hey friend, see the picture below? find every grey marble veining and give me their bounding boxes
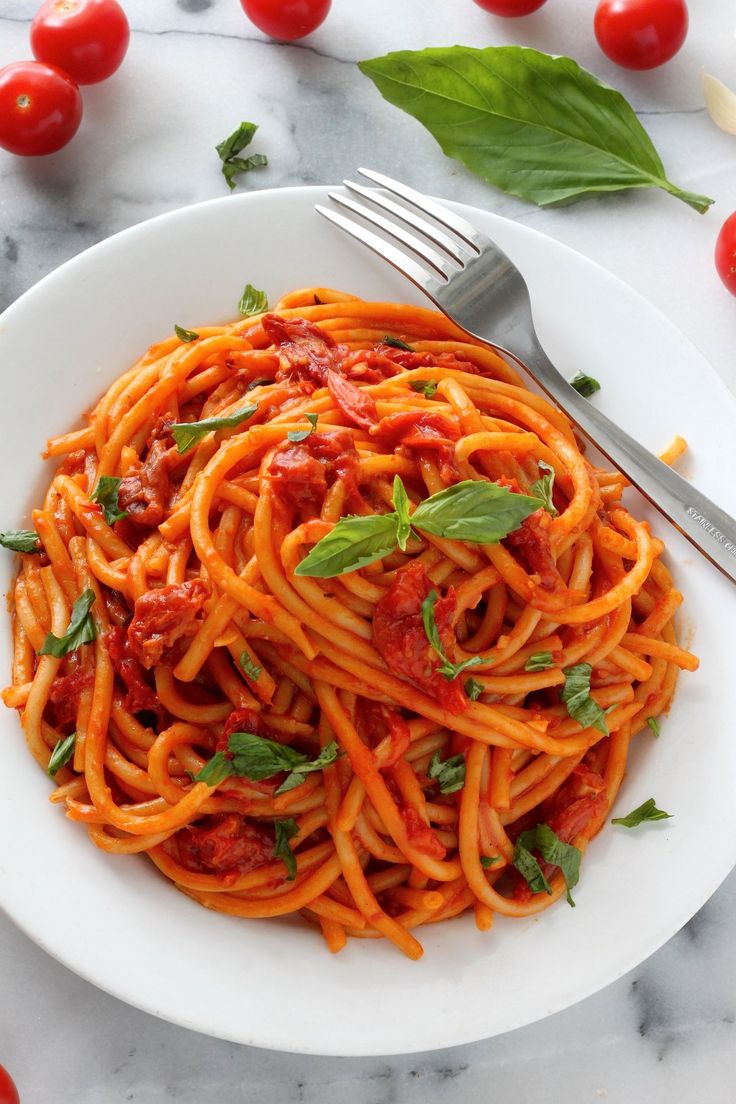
[1,1,736,1100]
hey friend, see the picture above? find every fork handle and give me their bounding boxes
[506,340,736,585]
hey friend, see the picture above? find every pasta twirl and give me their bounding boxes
[2,287,698,959]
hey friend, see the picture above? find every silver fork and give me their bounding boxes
[316,168,736,585]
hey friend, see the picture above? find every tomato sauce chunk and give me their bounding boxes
[48,667,94,732]
[268,428,361,512]
[264,313,345,387]
[372,560,467,713]
[118,417,179,528]
[172,813,275,877]
[506,509,560,592]
[545,764,608,843]
[127,579,209,668]
[105,625,165,721]
[374,411,460,484]
[327,368,378,429]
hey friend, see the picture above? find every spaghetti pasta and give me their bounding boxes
[2,287,698,959]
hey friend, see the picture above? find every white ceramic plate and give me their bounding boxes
[1,187,735,1057]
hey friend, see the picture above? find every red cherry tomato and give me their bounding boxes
[715,212,736,297]
[0,1066,20,1104]
[239,0,331,40]
[0,61,82,156]
[594,0,688,70]
[473,0,547,13]
[31,0,130,85]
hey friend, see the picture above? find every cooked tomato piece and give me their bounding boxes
[357,700,411,767]
[399,802,446,859]
[172,813,275,876]
[48,666,94,731]
[268,428,361,512]
[545,765,608,843]
[118,416,179,528]
[264,313,345,387]
[219,706,263,748]
[376,346,479,375]
[105,625,164,721]
[372,561,467,713]
[127,579,209,668]
[374,411,460,484]
[327,368,378,429]
[506,509,560,591]
[339,348,402,383]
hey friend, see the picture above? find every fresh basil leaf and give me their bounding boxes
[409,379,437,398]
[383,335,413,350]
[274,740,341,795]
[427,750,466,794]
[239,651,262,682]
[561,663,608,736]
[359,46,713,213]
[194,751,234,786]
[228,730,307,781]
[465,677,484,701]
[47,732,76,778]
[646,717,661,738]
[216,123,268,191]
[421,590,484,681]
[392,475,412,552]
[480,854,500,868]
[530,461,557,517]
[90,475,128,526]
[515,823,582,906]
[274,817,299,880]
[295,513,400,578]
[0,529,41,553]
[570,372,601,398]
[287,413,318,443]
[612,797,672,828]
[525,650,554,673]
[39,589,97,657]
[170,404,257,454]
[512,838,552,897]
[238,283,269,316]
[412,480,543,544]
[174,324,199,343]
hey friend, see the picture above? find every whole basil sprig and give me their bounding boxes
[295,476,543,579]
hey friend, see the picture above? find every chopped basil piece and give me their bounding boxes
[313,293,323,305]
[287,413,318,443]
[39,590,97,658]
[421,590,484,682]
[174,324,199,343]
[646,717,661,738]
[570,372,601,398]
[409,379,437,398]
[90,475,128,526]
[170,404,257,454]
[47,732,76,778]
[525,651,554,673]
[193,751,234,786]
[239,651,262,682]
[480,854,500,869]
[465,677,484,701]
[427,751,466,794]
[238,282,269,316]
[216,123,268,191]
[561,663,608,735]
[612,798,672,828]
[530,460,557,517]
[383,335,413,351]
[245,377,274,392]
[514,823,582,906]
[275,741,341,795]
[0,529,41,553]
[274,817,299,880]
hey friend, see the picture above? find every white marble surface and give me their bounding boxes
[1,0,736,1099]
